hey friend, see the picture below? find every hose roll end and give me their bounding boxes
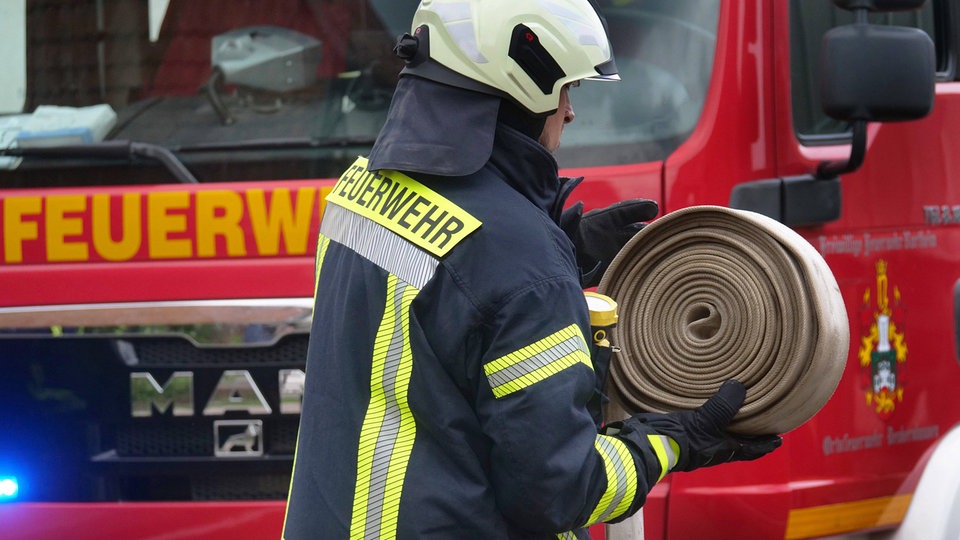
[598,205,849,435]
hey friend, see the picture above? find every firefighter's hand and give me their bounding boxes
[629,380,782,473]
[561,199,659,288]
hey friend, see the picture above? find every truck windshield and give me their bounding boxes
[1,0,719,183]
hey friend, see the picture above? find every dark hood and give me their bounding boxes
[367,75,500,177]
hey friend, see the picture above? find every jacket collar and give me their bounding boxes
[368,75,577,221]
[488,124,579,222]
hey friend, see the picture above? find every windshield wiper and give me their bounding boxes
[3,136,379,183]
[171,136,378,153]
[3,140,198,184]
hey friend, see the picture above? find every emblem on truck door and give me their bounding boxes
[859,260,908,420]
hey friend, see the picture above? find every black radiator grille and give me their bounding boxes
[117,422,210,456]
[115,418,300,457]
[193,474,291,500]
[132,334,310,367]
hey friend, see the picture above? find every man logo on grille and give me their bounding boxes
[214,419,264,457]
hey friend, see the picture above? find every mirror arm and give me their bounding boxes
[815,3,869,180]
[816,120,867,179]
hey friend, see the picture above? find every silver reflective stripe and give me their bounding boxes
[322,203,439,289]
[651,434,679,472]
[434,1,471,21]
[351,275,418,538]
[485,335,588,391]
[433,2,488,63]
[541,0,611,56]
[365,282,408,537]
[593,435,630,523]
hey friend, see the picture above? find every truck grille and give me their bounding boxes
[193,474,291,500]
[116,417,300,457]
[132,334,310,366]
[0,334,308,502]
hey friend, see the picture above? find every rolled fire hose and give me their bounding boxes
[597,206,849,435]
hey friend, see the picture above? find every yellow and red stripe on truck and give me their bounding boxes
[1,182,332,265]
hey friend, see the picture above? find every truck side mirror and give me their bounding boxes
[820,25,935,124]
[816,6,935,178]
[731,0,936,226]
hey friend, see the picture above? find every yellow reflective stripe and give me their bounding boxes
[588,435,639,525]
[313,233,331,299]
[281,421,303,539]
[557,532,578,539]
[350,274,418,539]
[646,434,679,481]
[785,494,911,539]
[327,157,481,257]
[484,323,592,398]
[286,231,331,538]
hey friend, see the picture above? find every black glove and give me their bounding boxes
[560,199,659,288]
[628,380,782,472]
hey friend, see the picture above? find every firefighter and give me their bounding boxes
[283,0,781,538]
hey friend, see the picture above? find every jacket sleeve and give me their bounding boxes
[474,277,675,534]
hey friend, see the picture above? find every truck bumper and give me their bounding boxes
[0,501,286,540]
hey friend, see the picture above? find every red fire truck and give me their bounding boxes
[0,0,958,538]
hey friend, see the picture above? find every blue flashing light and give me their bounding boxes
[0,476,19,501]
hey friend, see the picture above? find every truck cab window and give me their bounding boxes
[558,0,721,168]
[7,0,420,186]
[790,0,938,141]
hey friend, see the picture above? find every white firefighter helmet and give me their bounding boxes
[398,0,619,115]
